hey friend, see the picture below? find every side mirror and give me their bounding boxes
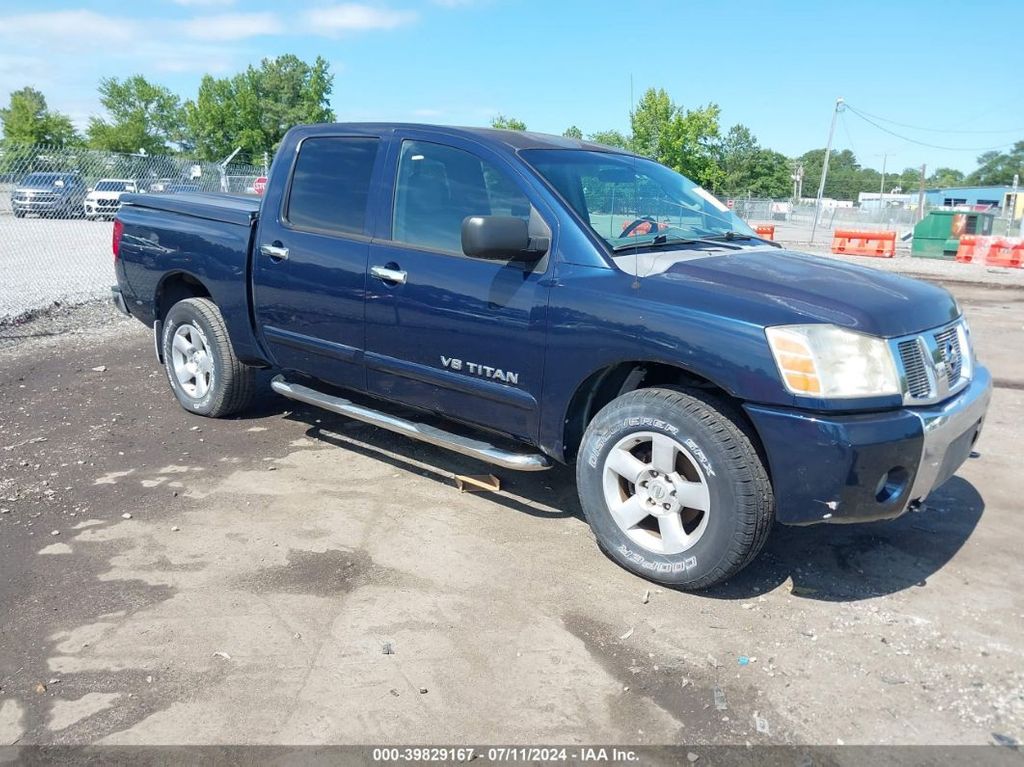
[461,216,546,261]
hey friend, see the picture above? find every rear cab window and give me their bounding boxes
[285,137,380,236]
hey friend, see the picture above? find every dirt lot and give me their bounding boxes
[0,282,1022,748]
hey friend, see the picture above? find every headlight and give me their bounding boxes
[765,324,900,398]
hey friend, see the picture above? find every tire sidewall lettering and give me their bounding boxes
[587,416,681,469]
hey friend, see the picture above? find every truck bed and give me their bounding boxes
[120,192,260,227]
[115,191,262,363]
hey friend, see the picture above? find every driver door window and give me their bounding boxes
[392,140,533,256]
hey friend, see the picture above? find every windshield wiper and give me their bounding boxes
[704,231,782,248]
[611,233,743,252]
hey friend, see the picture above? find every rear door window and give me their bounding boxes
[286,137,380,236]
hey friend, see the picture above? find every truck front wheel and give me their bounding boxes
[576,388,774,590]
[161,297,258,418]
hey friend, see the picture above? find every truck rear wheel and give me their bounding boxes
[576,387,773,590]
[161,297,258,418]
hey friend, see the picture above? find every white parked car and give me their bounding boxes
[84,179,138,219]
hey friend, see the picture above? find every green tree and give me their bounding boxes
[0,87,79,146]
[588,129,631,149]
[185,55,334,161]
[87,75,186,154]
[894,166,924,195]
[562,125,583,139]
[491,114,527,131]
[927,167,964,188]
[966,143,1024,186]
[797,148,871,200]
[629,87,723,189]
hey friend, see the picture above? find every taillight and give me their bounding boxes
[112,219,124,260]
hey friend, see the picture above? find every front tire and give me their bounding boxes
[161,297,258,418]
[576,388,773,590]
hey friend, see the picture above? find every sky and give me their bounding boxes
[1,0,1022,174]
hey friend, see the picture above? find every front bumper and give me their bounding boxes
[86,200,121,216]
[12,198,64,212]
[745,365,992,525]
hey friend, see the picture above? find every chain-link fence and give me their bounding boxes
[0,142,264,327]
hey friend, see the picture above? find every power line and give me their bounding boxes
[844,104,1019,152]
[844,104,1022,134]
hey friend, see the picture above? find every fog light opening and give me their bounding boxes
[875,467,909,504]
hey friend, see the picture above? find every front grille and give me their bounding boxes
[933,325,963,385]
[892,321,971,405]
[898,339,931,398]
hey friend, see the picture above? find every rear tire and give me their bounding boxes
[161,297,258,418]
[576,387,774,590]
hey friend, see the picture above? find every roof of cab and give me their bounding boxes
[287,123,635,155]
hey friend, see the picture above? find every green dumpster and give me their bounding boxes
[912,209,995,260]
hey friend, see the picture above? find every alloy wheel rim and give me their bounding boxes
[602,431,711,555]
[170,323,214,399]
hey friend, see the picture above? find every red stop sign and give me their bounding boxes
[253,176,268,196]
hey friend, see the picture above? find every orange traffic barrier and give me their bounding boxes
[754,224,775,240]
[955,235,979,263]
[831,229,896,258]
[985,237,1023,269]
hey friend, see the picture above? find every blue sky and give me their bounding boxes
[1,0,1022,173]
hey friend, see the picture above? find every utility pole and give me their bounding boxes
[877,153,887,223]
[1008,173,1019,236]
[917,163,927,222]
[810,97,844,244]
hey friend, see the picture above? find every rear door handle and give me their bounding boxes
[370,265,407,285]
[260,243,289,261]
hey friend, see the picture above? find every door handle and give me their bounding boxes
[260,243,289,261]
[370,265,408,285]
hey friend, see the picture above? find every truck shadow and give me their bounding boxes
[281,399,983,602]
[702,476,985,602]
[282,404,583,522]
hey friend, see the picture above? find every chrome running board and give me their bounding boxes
[270,375,552,472]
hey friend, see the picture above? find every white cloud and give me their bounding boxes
[181,12,280,41]
[172,0,236,5]
[0,10,139,46]
[304,4,418,35]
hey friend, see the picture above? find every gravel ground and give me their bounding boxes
[0,282,1021,748]
[0,215,114,322]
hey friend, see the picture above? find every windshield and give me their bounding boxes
[520,149,754,249]
[96,180,133,192]
[22,173,64,187]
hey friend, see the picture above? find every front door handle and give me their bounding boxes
[370,265,408,285]
[260,243,289,261]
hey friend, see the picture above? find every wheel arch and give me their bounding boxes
[561,360,764,465]
[155,271,213,323]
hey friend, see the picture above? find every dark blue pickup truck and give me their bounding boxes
[112,124,991,589]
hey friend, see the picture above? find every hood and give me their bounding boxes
[637,246,959,337]
[87,189,128,200]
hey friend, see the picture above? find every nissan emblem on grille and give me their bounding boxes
[892,321,970,405]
